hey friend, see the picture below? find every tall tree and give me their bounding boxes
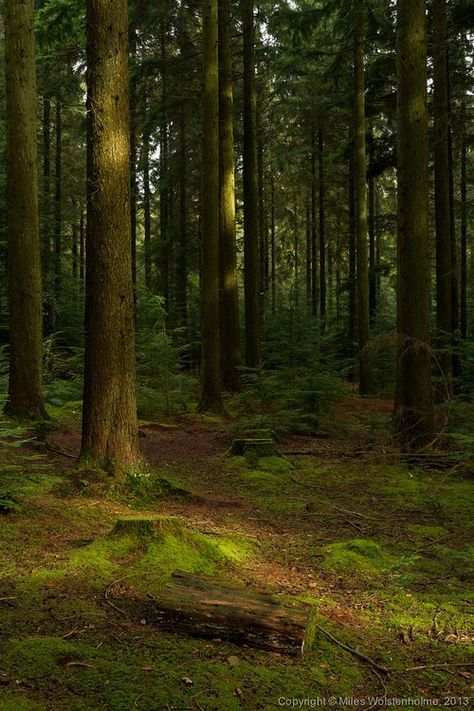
[354,0,373,395]
[243,0,261,368]
[318,128,326,330]
[219,0,241,391]
[393,0,434,444]
[198,0,223,412]
[81,0,140,470]
[4,0,47,419]
[433,0,453,384]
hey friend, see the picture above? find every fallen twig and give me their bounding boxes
[45,443,77,460]
[396,662,474,673]
[315,623,389,675]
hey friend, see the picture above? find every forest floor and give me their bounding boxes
[0,395,473,710]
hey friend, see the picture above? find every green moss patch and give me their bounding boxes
[320,539,397,576]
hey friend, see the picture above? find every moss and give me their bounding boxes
[238,469,281,493]
[406,524,447,540]
[258,455,293,473]
[0,696,48,711]
[3,637,90,679]
[320,539,397,576]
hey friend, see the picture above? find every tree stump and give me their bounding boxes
[229,438,280,458]
[147,571,316,655]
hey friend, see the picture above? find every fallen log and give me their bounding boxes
[147,571,316,656]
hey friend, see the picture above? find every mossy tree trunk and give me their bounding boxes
[218,0,241,392]
[393,0,434,445]
[81,0,141,471]
[354,0,373,396]
[4,0,47,420]
[243,0,261,368]
[433,0,453,386]
[198,0,223,413]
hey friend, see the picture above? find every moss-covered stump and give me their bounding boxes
[229,438,280,458]
[240,428,280,443]
[110,516,185,541]
[147,571,316,656]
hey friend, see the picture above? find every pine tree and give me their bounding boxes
[81,0,140,470]
[4,0,47,419]
[393,0,434,445]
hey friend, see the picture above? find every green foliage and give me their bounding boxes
[0,489,22,514]
[136,289,197,418]
[233,366,343,435]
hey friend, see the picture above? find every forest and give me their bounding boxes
[0,0,473,708]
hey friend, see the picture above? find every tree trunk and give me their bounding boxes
[54,97,62,325]
[81,0,141,471]
[305,195,311,310]
[129,22,138,295]
[243,0,261,368]
[4,0,47,419]
[348,156,357,363]
[72,219,78,281]
[79,211,85,284]
[460,93,467,340]
[368,128,377,325]
[219,0,241,391]
[318,128,326,331]
[393,0,434,446]
[159,24,170,314]
[198,0,223,412]
[176,101,188,330]
[354,1,373,395]
[142,126,152,290]
[311,128,318,318]
[433,0,453,385]
[270,173,276,314]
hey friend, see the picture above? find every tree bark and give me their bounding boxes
[348,156,357,362]
[142,126,152,290]
[460,92,467,340]
[354,0,373,395]
[433,0,453,385]
[368,128,377,325]
[393,0,434,445]
[176,102,188,329]
[54,97,62,324]
[318,128,326,331]
[243,0,261,368]
[311,128,318,318]
[4,0,47,419]
[81,0,141,471]
[219,0,241,391]
[129,21,138,295]
[198,0,223,412]
[159,23,170,314]
[270,173,276,314]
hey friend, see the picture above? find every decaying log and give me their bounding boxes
[147,571,316,655]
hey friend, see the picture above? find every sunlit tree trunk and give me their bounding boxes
[393,0,433,445]
[142,125,152,290]
[198,0,223,412]
[219,0,241,390]
[4,0,47,419]
[354,0,373,395]
[243,0,261,368]
[81,0,140,470]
